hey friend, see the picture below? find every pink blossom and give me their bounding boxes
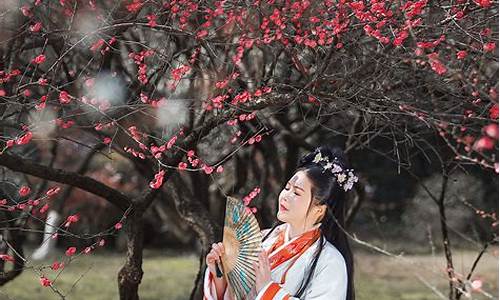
[65,246,77,257]
[203,165,214,174]
[19,186,31,197]
[196,30,208,39]
[483,124,499,139]
[126,0,143,12]
[483,42,496,52]
[489,104,499,119]
[39,204,49,214]
[427,53,447,75]
[59,91,71,104]
[16,131,33,145]
[473,136,494,151]
[46,186,61,197]
[475,0,491,7]
[149,170,165,189]
[30,22,42,32]
[0,254,15,262]
[32,54,46,64]
[471,279,483,291]
[40,276,52,287]
[64,214,80,227]
[20,5,32,17]
[51,261,64,270]
[456,50,468,60]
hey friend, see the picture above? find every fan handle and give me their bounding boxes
[215,258,223,278]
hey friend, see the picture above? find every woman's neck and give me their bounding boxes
[287,222,319,239]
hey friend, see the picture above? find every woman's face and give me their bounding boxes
[277,170,316,226]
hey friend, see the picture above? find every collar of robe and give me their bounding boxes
[266,223,322,272]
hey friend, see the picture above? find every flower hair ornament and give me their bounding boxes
[312,150,359,192]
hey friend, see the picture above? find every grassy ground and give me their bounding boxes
[0,247,497,300]
[354,248,498,300]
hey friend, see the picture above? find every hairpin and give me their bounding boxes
[312,150,358,191]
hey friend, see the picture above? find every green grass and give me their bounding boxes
[0,249,198,300]
[354,248,499,300]
[0,248,497,300]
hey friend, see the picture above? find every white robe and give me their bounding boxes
[203,223,348,300]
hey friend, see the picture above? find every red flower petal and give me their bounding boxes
[473,136,495,151]
[51,261,64,270]
[40,276,52,287]
[203,165,214,174]
[483,124,499,139]
[46,186,61,197]
[30,22,42,32]
[475,0,491,7]
[32,54,46,64]
[16,131,33,145]
[0,254,15,262]
[471,279,483,291]
[178,162,188,170]
[149,170,165,189]
[19,186,31,197]
[59,91,71,104]
[65,246,77,257]
[39,204,49,214]
[456,50,468,60]
[126,0,143,12]
[489,104,499,119]
[483,42,496,52]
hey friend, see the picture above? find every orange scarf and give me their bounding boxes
[266,226,321,284]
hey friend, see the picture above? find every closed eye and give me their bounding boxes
[285,184,301,196]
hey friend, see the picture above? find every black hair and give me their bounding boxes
[263,145,355,300]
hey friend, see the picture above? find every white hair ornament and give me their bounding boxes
[311,150,358,192]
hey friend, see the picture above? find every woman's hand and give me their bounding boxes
[206,242,225,277]
[254,250,273,293]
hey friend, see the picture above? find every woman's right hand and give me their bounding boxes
[206,242,225,277]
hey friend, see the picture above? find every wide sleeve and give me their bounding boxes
[203,267,232,300]
[254,252,348,300]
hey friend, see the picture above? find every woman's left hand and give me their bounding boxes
[254,250,273,293]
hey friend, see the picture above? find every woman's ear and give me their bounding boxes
[315,204,327,222]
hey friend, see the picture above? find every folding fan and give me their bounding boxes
[217,196,262,300]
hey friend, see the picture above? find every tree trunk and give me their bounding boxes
[170,174,217,300]
[0,220,26,286]
[117,213,144,300]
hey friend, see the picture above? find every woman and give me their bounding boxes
[204,146,357,300]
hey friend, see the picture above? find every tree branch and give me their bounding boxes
[0,152,131,211]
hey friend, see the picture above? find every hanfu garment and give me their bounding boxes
[203,223,348,300]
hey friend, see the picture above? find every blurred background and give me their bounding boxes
[0,0,498,299]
